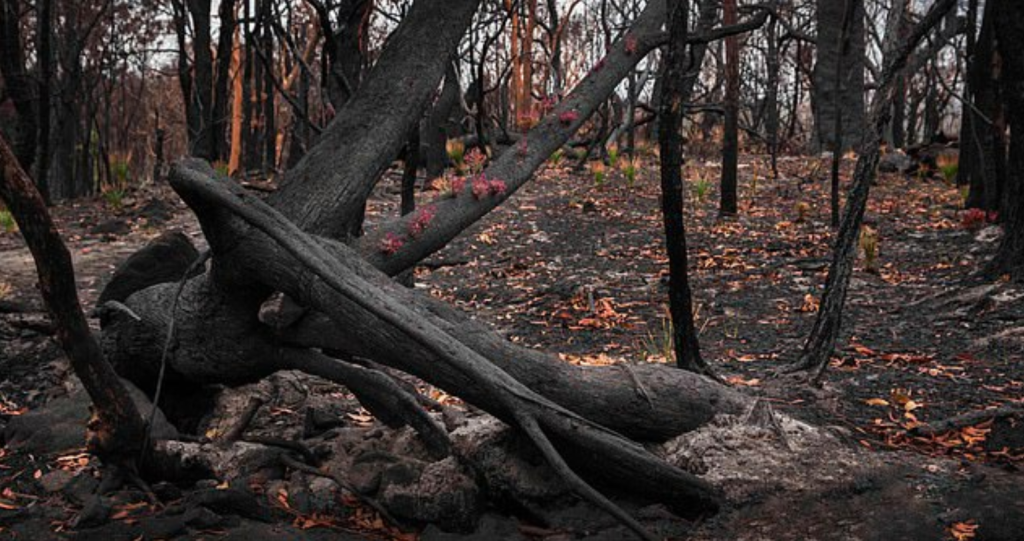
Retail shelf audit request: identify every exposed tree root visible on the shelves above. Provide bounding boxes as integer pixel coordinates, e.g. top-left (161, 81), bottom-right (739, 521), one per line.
top-left (282, 347), bottom-right (452, 459)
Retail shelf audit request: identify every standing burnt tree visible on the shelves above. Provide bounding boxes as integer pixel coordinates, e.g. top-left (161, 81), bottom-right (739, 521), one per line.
top-left (986, 0), bottom-right (1024, 278)
top-left (959, 0), bottom-right (1006, 214)
top-left (659, 0), bottom-right (714, 376)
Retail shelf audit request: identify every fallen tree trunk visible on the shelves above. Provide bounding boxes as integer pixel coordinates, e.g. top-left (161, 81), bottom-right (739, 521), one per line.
top-left (165, 161), bottom-right (722, 537)
top-left (94, 2), bottom-right (769, 536)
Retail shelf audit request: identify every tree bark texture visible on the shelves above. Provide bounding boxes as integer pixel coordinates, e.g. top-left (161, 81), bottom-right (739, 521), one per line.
top-left (659, 0), bottom-right (711, 375)
top-left (813, 0), bottom-right (866, 151)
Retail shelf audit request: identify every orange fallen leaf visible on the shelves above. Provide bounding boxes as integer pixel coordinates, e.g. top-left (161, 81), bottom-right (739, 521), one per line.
top-left (798, 293), bottom-right (819, 313)
top-left (949, 520), bottom-right (978, 540)
top-left (865, 398), bottom-right (890, 407)
top-left (725, 376), bottom-right (761, 387)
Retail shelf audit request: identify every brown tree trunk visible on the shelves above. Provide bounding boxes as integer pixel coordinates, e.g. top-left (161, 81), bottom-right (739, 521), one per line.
top-left (0, 133), bottom-right (146, 464)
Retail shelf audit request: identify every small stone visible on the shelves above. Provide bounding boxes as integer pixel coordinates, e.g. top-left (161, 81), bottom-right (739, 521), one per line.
top-left (38, 470), bottom-right (75, 493)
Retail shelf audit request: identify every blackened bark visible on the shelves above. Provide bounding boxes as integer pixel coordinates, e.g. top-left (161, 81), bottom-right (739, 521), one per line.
top-left (765, 14), bottom-right (780, 177)
top-left (51, 12), bottom-right (86, 201)
top-left (189, 0), bottom-right (215, 160)
top-left (955, 0), bottom-right (978, 189)
top-left (0, 0), bottom-right (37, 173)
top-left (986, 0), bottom-right (1024, 279)
top-left (546, 0), bottom-right (562, 92)
top-left (720, 0), bottom-right (739, 216)
top-left (260, 0), bottom-right (276, 172)
top-left (212, 0), bottom-right (237, 162)
top-left (829, 0), bottom-right (858, 229)
top-left (285, 69), bottom-right (310, 168)
top-left (660, 0), bottom-right (711, 375)
top-left (422, 64), bottom-right (461, 180)
top-left (35, 0), bottom-right (53, 201)
top-left (813, 0), bottom-right (866, 151)
top-left (172, 0), bottom-right (199, 158)
top-left (890, 75), bottom-right (906, 148)
top-left (242, 0), bottom-right (259, 174)
top-left (962, 0), bottom-right (1006, 213)
top-left (401, 128), bottom-right (420, 217)
top-left (0, 133), bottom-right (146, 462)
top-left (322, 0), bottom-right (369, 109)
top-left (397, 125), bottom-right (421, 287)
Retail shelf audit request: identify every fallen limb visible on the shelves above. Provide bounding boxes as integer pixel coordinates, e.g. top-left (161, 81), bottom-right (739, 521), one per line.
top-left (169, 161), bottom-right (721, 539)
top-left (282, 347), bottom-right (452, 459)
top-left (909, 405), bottom-right (1023, 438)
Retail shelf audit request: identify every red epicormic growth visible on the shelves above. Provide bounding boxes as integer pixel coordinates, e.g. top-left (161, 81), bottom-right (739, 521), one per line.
top-left (472, 174), bottom-right (491, 199)
top-left (380, 232), bottom-right (405, 255)
top-left (625, 35), bottom-right (638, 55)
top-left (559, 110), bottom-right (580, 125)
top-left (489, 179), bottom-right (507, 196)
top-left (961, 208), bottom-right (998, 230)
top-left (408, 205), bottom-right (437, 238)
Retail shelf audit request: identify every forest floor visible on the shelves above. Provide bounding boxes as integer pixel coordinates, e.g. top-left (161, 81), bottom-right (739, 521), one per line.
top-left (1, 152), bottom-right (1023, 540)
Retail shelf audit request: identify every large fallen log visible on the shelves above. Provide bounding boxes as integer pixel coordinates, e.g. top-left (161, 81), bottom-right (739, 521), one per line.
top-left (162, 161), bottom-right (721, 538)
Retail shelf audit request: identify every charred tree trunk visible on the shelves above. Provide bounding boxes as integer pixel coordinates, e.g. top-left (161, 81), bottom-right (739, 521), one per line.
top-left (660, 0), bottom-right (712, 376)
top-left (961, 0), bottom-right (1006, 213)
top-left (720, 0), bottom-right (739, 217)
top-left (181, 0), bottom-right (215, 160)
top-left (260, 0), bottom-right (276, 172)
top-left (954, 0), bottom-right (978, 188)
top-left (242, 0), bottom-right (259, 175)
top-left (0, 0), bottom-right (37, 175)
top-left (422, 64), bottom-right (461, 180)
top-left (212, 0), bottom-right (237, 163)
top-left (986, 0), bottom-right (1024, 279)
top-left (321, 0), bottom-right (370, 110)
top-left (35, 0), bottom-right (53, 201)
top-left (765, 14), bottom-right (780, 178)
top-left (828, 0), bottom-right (858, 229)
top-left (51, 12), bottom-right (86, 201)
